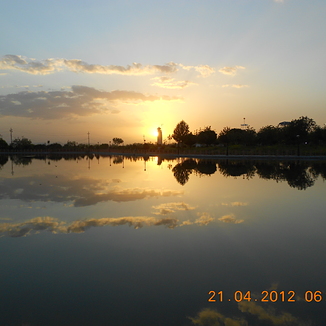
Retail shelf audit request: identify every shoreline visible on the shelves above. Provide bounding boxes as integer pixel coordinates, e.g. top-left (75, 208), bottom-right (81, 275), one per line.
top-left (1, 150), bottom-right (326, 160)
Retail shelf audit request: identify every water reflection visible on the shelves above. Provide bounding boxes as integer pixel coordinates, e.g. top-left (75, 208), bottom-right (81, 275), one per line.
top-left (190, 303), bottom-right (312, 326)
top-left (0, 216), bottom-right (181, 237)
top-left (3, 153), bottom-right (325, 191)
top-left (171, 157), bottom-right (326, 190)
top-left (0, 172), bottom-right (183, 206)
top-left (0, 154), bottom-right (325, 325)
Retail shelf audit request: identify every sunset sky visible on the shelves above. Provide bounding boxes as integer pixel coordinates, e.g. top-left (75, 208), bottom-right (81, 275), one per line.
top-left (0, 0), bottom-right (325, 145)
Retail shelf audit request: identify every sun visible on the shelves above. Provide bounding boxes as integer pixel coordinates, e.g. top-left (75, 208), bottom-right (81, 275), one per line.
top-left (152, 128), bottom-right (159, 138)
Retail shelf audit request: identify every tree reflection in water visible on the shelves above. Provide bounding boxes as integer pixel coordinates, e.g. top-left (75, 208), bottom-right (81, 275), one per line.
top-left (171, 158), bottom-right (326, 190)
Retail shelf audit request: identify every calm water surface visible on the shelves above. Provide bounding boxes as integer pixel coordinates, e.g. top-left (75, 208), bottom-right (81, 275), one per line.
top-left (0, 154), bottom-right (325, 326)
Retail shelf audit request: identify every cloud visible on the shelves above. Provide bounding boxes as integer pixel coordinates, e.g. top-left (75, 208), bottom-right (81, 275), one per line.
top-left (0, 216), bottom-right (66, 237)
top-left (218, 214), bottom-right (244, 224)
top-left (222, 84), bottom-right (249, 88)
top-left (219, 66), bottom-right (245, 76)
top-left (0, 55), bottom-right (179, 76)
top-left (0, 174), bottom-right (183, 206)
top-left (238, 301), bottom-right (299, 325)
top-left (0, 216), bottom-right (179, 237)
top-left (151, 76), bottom-right (197, 89)
top-left (0, 85), bottom-right (182, 119)
top-left (152, 202), bottom-right (196, 215)
top-left (221, 202), bottom-right (248, 206)
top-left (195, 212), bottom-right (214, 226)
top-left (73, 188), bottom-right (183, 206)
top-left (232, 84), bottom-right (249, 88)
top-left (66, 216), bottom-right (178, 233)
top-left (179, 220), bottom-right (193, 226)
top-left (1, 212), bottom-right (227, 237)
top-left (189, 308), bottom-right (247, 326)
top-left (189, 304), bottom-right (308, 326)
top-left (0, 55), bottom-right (214, 78)
top-left (63, 59), bottom-right (178, 75)
top-left (0, 55), bottom-right (63, 75)
top-left (179, 64), bottom-right (215, 77)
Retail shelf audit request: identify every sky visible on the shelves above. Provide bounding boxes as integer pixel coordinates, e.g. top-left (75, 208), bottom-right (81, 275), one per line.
top-left (0, 0), bottom-right (325, 145)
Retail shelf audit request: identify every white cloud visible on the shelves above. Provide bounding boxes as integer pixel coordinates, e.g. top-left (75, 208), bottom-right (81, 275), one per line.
top-left (232, 84), bottom-right (249, 88)
top-left (0, 55), bottom-right (170, 76)
top-left (222, 84), bottom-right (249, 88)
top-left (152, 202), bottom-right (196, 215)
top-left (0, 55), bottom-right (63, 75)
top-left (0, 55), bottom-right (179, 76)
top-left (151, 76), bottom-right (197, 89)
top-left (221, 202), bottom-right (248, 206)
top-left (0, 55), bottom-right (217, 80)
top-left (195, 212), bottom-right (215, 226)
top-left (218, 214), bottom-right (244, 224)
top-left (219, 66), bottom-right (245, 76)
top-left (179, 63), bottom-right (215, 77)
top-left (63, 59), bottom-right (179, 75)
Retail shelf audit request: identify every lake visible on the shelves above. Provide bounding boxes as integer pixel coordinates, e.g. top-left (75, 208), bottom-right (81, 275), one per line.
top-left (0, 154), bottom-right (325, 326)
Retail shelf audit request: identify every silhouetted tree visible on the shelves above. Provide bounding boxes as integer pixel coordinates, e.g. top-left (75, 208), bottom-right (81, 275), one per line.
top-left (197, 126), bottom-right (217, 145)
top-left (218, 160), bottom-right (255, 178)
top-left (172, 159), bottom-right (196, 185)
top-left (63, 141), bottom-right (78, 148)
top-left (257, 125), bottom-right (280, 145)
top-left (112, 138), bottom-right (124, 146)
top-left (47, 143), bottom-right (63, 149)
top-left (10, 155), bottom-right (32, 166)
top-left (218, 128), bottom-right (256, 146)
top-left (0, 155), bottom-right (8, 168)
top-left (310, 126), bottom-right (326, 145)
top-left (11, 137), bottom-right (33, 149)
top-left (218, 127), bottom-right (231, 145)
top-left (183, 133), bottom-right (197, 147)
top-left (172, 120), bottom-right (190, 145)
top-left (196, 160), bottom-right (217, 175)
top-left (0, 138), bottom-right (9, 149)
top-left (282, 116), bottom-right (317, 144)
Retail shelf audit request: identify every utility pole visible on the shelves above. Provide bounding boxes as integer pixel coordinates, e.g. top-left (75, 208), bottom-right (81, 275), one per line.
top-left (10, 128), bottom-right (13, 144)
top-left (87, 132), bottom-right (90, 146)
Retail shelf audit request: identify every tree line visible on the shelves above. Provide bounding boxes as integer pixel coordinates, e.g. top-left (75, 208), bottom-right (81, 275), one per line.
top-left (172, 116), bottom-right (326, 147)
top-left (0, 137), bottom-right (124, 150)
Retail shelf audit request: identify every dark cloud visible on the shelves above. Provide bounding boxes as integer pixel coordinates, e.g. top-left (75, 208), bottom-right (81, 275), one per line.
top-left (0, 86), bottom-right (182, 119)
top-left (0, 174), bottom-right (183, 206)
top-left (0, 55), bottom-right (179, 76)
top-left (0, 216), bottom-right (179, 237)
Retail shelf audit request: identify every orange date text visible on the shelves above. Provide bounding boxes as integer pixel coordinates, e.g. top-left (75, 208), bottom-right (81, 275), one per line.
top-left (208, 290), bottom-right (324, 303)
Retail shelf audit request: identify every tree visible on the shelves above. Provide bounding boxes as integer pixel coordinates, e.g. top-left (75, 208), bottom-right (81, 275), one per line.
top-left (218, 127), bottom-right (256, 146)
top-left (197, 126), bottom-right (217, 145)
top-left (0, 137), bottom-right (9, 149)
top-left (183, 133), bottom-right (197, 147)
top-left (218, 127), bottom-right (231, 145)
top-left (63, 141), bottom-right (78, 148)
top-left (282, 116), bottom-right (317, 144)
top-left (257, 125), bottom-right (280, 145)
top-left (112, 137), bottom-right (124, 146)
top-left (11, 137), bottom-right (33, 149)
top-left (47, 142), bottom-right (63, 149)
top-left (172, 120), bottom-right (190, 145)
top-left (310, 126), bottom-right (326, 145)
